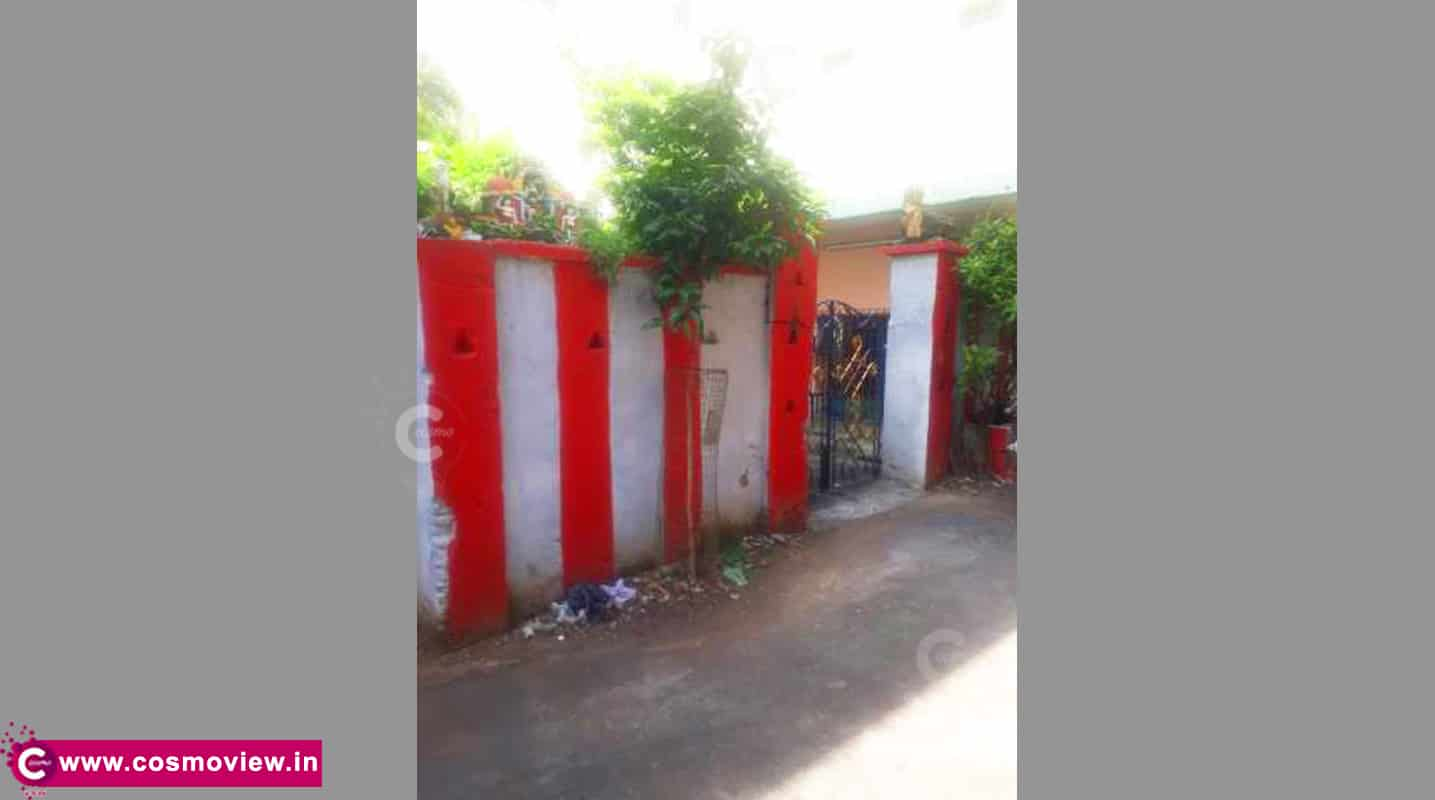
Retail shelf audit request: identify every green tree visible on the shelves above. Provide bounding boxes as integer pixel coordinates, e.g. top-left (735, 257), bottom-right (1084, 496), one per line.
top-left (955, 215), bottom-right (1017, 432)
top-left (442, 134), bottom-right (522, 216)
top-left (958, 215), bottom-right (1017, 327)
top-left (416, 60), bottom-right (524, 220)
top-left (418, 57), bottom-right (463, 146)
top-left (585, 40), bottom-right (823, 331)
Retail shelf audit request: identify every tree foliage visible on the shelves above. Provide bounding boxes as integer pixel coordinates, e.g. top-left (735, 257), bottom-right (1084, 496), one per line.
top-left (576, 210), bottom-right (635, 285)
top-left (957, 343), bottom-right (998, 398)
top-left (958, 215), bottom-right (1017, 327)
top-left (585, 41), bottom-right (823, 331)
top-left (416, 61), bottom-right (524, 220)
top-left (958, 343), bottom-right (1014, 426)
top-left (442, 134), bottom-right (522, 215)
top-left (418, 57), bottom-right (463, 146)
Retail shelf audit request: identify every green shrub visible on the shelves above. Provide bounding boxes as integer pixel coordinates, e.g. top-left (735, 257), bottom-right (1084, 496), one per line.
top-left (417, 146), bottom-right (440, 219)
top-left (585, 40), bottom-right (823, 331)
top-left (577, 212), bottom-right (635, 284)
top-left (440, 135), bottom-right (522, 216)
top-left (959, 215), bottom-right (1017, 327)
top-left (959, 344), bottom-right (1014, 425)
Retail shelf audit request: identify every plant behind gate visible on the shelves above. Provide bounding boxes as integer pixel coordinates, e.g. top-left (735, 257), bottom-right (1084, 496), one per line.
top-left (958, 214), bottom-right (1017, 327)
top-left (959, 344), bottom-right (1014, 426)
top-left (955, 214), bottom-right (1017, 429)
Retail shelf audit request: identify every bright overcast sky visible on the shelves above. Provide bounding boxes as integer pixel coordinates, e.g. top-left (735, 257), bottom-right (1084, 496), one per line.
top-left (417, 0), bottom-right (1016, 218)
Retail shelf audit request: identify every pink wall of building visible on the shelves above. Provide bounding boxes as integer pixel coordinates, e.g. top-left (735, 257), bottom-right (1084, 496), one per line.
top-left (815, 245), bottom-right (889, 309)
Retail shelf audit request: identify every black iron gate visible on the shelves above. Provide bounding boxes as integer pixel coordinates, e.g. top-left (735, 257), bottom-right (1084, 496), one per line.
top-left (808, 300), bottom-right (889, 494)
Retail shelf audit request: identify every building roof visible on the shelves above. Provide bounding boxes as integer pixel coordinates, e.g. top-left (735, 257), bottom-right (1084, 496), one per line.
top-left (818, 191), bottom-right (1016, 249)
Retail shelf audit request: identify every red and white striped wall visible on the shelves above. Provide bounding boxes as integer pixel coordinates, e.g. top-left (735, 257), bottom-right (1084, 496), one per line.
top-left (416, 239), bottom-right (816, 638)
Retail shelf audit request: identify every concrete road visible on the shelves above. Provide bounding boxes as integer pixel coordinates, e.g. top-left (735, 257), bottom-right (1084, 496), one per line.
top-left (419, 487), bottom-right (1017, 799)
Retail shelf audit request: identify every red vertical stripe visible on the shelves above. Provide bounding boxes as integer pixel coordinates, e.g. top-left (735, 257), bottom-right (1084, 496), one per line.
top-left (416, 239), bottom-right (507, 639)
top-left (554, 259), bottom-right (615, 586)
top-left (767, 244), bottom-right (818, 532)
top-left (925, 249), bottom-right (963, 488)
top-left (662, 319), bottom-right (702, 563)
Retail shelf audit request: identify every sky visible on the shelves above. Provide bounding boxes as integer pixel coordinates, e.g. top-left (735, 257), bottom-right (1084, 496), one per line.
top-left (417, 0), bottom-right (1016, 219)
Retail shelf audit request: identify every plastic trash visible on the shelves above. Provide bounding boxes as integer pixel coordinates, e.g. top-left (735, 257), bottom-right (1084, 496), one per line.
top-left (601, 578), bottom-right (637, 608)
top-left (564, 583), bottom-right (612, 621)
top-left (521, 618), bottom-right (557, 639)
top-left (551, 602), bottom-right (586, 625)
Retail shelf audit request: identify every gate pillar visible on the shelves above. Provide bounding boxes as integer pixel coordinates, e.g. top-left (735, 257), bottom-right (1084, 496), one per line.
top-left (767, 244), bottom-right (817, 533)
top-left (879, 240), bottom-right (968, 488)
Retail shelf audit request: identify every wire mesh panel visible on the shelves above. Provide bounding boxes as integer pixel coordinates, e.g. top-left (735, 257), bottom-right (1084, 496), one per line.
top-left (672, 367), bottom-right (729, 533)
top-left (698, 368), bottom-right (729, 447)
top-left (667, 367), bottom-right (730, 568)
top-left (698, 368), bottom-right (726, 532)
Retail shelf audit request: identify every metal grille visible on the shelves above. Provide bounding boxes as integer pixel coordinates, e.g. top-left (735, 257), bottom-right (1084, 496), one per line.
top-left (808, 300), bottom-right (889, 495)
top-left (698, 369), bottom-right (727, 531)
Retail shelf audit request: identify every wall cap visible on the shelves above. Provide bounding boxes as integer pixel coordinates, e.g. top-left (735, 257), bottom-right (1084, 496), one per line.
top-left (417, 237), bottom-right (773, 276)
top-left (879, 239), bottom-right (969, 258)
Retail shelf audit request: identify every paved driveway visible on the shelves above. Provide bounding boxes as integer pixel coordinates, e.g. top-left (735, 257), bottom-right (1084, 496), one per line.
top-left (419, 487), bottom-right (1017, 799)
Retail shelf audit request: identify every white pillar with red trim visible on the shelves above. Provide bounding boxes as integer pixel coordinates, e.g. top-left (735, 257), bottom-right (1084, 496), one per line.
top-left (879, 240), bottom-right (967, 488)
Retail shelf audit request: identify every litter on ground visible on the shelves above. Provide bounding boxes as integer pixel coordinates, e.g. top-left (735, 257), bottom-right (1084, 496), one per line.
top-left (493, 530), bottom-right (807, 644)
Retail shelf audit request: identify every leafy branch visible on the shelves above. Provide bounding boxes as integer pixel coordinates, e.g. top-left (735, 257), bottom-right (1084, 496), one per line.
top-left (584, 39), bottom-right (823, 332)
top-left (958, 215), bottom-right (1017, 328)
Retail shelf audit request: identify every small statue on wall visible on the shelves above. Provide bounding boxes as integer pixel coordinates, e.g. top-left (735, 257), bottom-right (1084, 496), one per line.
top-left (901, 186), bottom-right (924, 240)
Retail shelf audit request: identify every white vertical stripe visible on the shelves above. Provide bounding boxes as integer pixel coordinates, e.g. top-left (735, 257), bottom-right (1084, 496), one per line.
top-left (700, 273), bottom-right (771, 532)
top-left (416, 304), bottom-right (444, 619)
top-left (881, 253), bottom-right (939, 486)
top-left (608, 269), bottom-right (665, 571)
top-left (495, 257), bottom-right (563, 615)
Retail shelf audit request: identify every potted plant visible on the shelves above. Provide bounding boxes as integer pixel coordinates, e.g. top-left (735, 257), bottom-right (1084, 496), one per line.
top-left (950, 213), bottom-right (1017, 480)
top-left (959, 344), bottom-right (1016, 480)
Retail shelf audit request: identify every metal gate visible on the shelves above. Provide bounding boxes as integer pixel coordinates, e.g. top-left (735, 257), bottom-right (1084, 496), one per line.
top-left (808, 300), bottom-right (889, 494)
